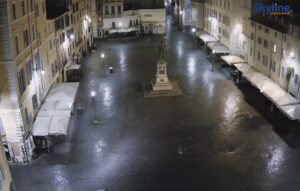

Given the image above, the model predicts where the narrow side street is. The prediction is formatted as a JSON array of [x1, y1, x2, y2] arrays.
[[10, 17, 300, 191]]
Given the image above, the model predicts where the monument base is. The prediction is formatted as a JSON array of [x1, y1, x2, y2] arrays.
[[144, 81, 183, 98], [151, 79, 173, 91]]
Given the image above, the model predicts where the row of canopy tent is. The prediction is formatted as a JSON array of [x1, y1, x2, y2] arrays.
[[221, 55, 300, 121], [32, 83, 79, 137], [196, 32, 229, 54], [108, 27, 139, 34], [207, 42, 230, 54]]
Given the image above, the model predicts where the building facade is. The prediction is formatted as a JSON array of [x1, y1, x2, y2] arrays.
[[0, 139, 14, 191], [0, 0, 92, 163], [174, 0, 300, 110], [190, 0, 204, 31], [92, 0, 166, 38]]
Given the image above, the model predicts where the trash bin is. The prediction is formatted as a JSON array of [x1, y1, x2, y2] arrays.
[[109, 67, 114, 73]]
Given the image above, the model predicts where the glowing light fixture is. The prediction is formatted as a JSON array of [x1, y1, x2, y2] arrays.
[[290, 52, 295, 58], [234, 23, 242, 34], [90, 91, 96, 97]]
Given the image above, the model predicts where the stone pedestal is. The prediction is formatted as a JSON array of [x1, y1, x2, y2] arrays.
[[152, 59, 173, 91]]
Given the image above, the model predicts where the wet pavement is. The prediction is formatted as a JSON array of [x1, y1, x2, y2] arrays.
[[10, 17, 300, 191]]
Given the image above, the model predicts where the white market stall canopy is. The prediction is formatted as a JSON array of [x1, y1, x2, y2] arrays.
[[243, 72, 270, 89], [233, 63, 300, 118], [221, 55, 247, 66], [33, 110, 71, 136], [278, 104, 300, 120], [109, 27, 139, 34], [199, 34, 218, 43], [211, 45, 230, 54], [41, 83, 79, 111], [32, 83, 79, 136], [207, 42, 223, 49], [254, 79, 278, 92], [262, 88, 299, 106], [234, 63, 255, 74]]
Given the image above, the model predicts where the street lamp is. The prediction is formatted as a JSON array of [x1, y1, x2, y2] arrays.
[[191, 28, 196, 33], [101, 53, 105, 76], [90, 91, 98, 124]]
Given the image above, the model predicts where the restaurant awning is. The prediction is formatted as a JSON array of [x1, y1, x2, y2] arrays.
[[221, 55, 247, 66], [199, 34, 218, 43], [32, 83, 79, 136]]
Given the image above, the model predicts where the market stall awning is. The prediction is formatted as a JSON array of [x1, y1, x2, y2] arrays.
[[207, 42, 223, 49], [278, 104, 300, 120], [212, 45, 230, 54], [41, 83, 79, 111], [32, 83, 79, 136], [32, 110, 71, 136], [221, 55, 247, 66], [199, 34, 218, 43], [254, 79, 278, 92], [262, 88, 299, 106], [233, 63, 255, 74], [243, 72, 270, 89], [233, 63, 300, 119]]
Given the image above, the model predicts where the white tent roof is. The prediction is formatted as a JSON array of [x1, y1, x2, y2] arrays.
[[32, 116, 52, 136], [262, 88, 299, 106], [41, 83, 79, 111], [199, 34, 218, 43], [278, 105, 300, 120], [233, 63, 300, 118], [255, 80, 278, 92], [234, 63, 255, 74], [212, 45, 230, 54], [243, 72, 270, 88], [221, 55, 247, 66], [207, 42, 223, 49], [33, 110, 71, 136], [32, 83, 79, 136]]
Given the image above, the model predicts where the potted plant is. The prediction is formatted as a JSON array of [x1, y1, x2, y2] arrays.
[[286, 66, 294, 90]]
